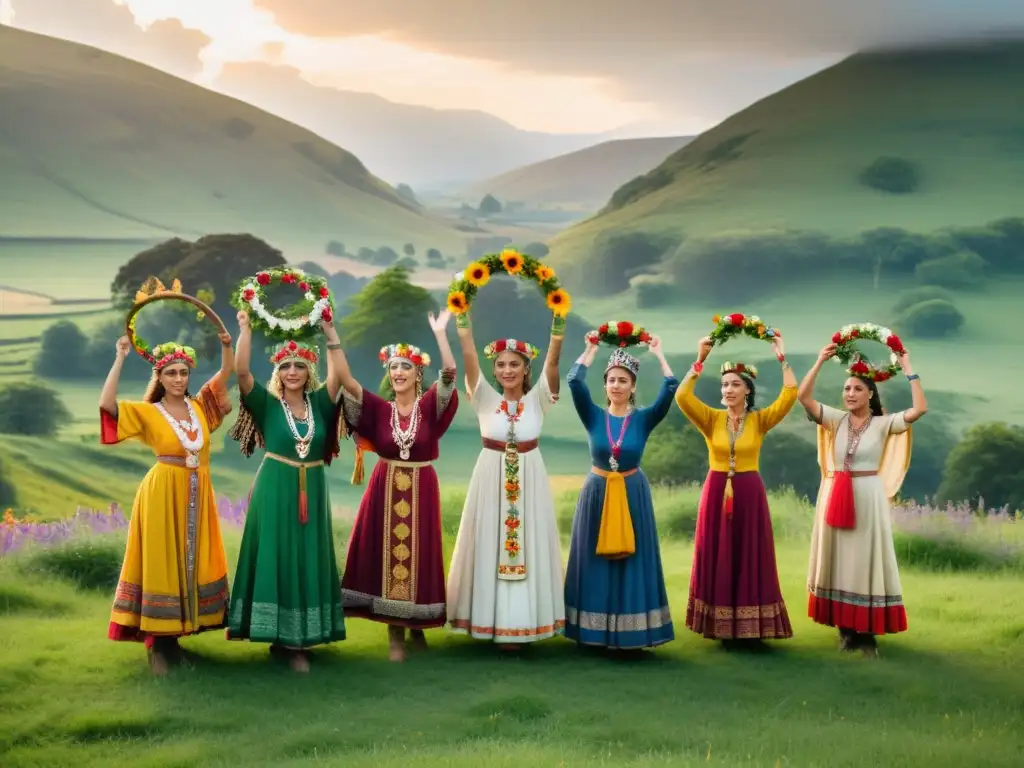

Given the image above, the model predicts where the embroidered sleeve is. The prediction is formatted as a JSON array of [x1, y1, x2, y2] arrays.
[[758, 384, 798, 432], [812, 403, 846, 431], [888, 411, 911, 435], [196, 375, 233, 433], [674, 375, 715, 438], [436, 366, 456, 417], [341, 387, 364, 429], [99, 401, 146, 445]]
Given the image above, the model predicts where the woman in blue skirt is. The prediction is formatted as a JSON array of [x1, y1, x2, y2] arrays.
[[564, 333, 678, 650]]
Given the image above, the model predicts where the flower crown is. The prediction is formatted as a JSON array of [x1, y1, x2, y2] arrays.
[[721, 361, 758, 379], [606, 348, 639, 377], [152, 342, 197, 370], [270, 340, 319, 365], [379, 343, 430, 368], [483, 338, 539, 360]]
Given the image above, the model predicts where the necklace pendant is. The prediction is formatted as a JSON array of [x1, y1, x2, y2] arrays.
[[400, 447, 411, 461], [185, 451, 200, 469], [296, 442, 311, 459], [609, 454, 620, 472]]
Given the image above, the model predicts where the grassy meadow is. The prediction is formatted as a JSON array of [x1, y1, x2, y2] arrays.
[[2, 486, 1023, 767]]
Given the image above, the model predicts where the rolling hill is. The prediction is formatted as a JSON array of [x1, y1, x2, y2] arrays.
[[0, 26, 463, 254], [547, 40, 1024, 271], [462, 136, 693, 209]]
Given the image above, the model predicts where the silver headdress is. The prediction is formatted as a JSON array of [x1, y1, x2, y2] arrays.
[[605, 348, 640, 377]]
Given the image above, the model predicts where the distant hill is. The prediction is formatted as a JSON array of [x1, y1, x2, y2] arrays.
[[0, 27, 463, 254], [212, 62, 611, 187], [462, 136, 693, 208], [548, 40, 1024, 275]]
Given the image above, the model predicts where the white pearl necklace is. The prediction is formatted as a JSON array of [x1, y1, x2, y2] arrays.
[[280, 394, 315, 459], [155, 399, 204, 468], [390, 397, 421, 461]]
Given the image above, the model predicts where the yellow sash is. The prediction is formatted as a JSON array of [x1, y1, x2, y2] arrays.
[[592, 466, 637, 559]]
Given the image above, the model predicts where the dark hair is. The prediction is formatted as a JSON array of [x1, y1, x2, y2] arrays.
[[740, 375, 757, 411], [492, 355, 532, 394], [604, 367, 637, 407], [863, 377, 884, 417]]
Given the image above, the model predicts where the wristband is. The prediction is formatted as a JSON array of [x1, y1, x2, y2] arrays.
[[780, 360, 791, 370], [455, 313, 470, 329], [691, 361, 704, 375], [326, 343, 341, 350], [906, 373, 919, 381], [551, 314, 566, 337]]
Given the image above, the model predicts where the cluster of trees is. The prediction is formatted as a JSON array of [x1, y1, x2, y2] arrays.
[[325, 240, 453, 270]]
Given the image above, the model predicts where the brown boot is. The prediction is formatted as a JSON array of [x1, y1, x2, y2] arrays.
[[388, 626, 406, 662]]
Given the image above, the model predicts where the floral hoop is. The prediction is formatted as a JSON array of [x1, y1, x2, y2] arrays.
[[831, 323, 905, 382], [125, 277, 227, 365], [446, 249, 571, 318], [587, 320, 652, 348], [483, 338, 539, 360], [231, 267, 334, 342], [709, 313, 779, 346]]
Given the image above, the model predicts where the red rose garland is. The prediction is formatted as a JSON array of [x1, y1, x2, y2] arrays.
[[587, 320, 652, 348], [831, 322, 905, 382]]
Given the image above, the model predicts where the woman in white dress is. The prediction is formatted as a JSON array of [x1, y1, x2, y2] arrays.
[[446, 310, 566, 650], [798, 341, 928, 656]]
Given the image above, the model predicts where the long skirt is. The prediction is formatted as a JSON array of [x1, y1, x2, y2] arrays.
[[227, 460, 345, 647], [686, 470, 792, 640], [341, 459, 447, 629], [806, 475, 908, 634], [564, 469, 673, 649], [109, 463, 229, 646]]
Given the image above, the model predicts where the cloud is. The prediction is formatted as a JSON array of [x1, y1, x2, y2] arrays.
[[11, 0, 210, 78], [254, 0, 1024, 112]]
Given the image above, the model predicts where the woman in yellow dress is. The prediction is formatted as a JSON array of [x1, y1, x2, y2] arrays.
[[99, 333, 234, 675], [675, 334, 798, 647]]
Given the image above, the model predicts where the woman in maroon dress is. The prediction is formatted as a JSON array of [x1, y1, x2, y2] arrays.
[[336, 310, 459, 662]]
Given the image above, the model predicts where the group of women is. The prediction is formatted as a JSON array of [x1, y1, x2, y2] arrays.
[[99, 305, 927, 675]]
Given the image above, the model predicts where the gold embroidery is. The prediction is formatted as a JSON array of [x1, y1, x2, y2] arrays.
[[394, 470, 413, 492], [392, 564, 410, 581], [393, 522, 410, 540], [393, 499, 411, 518], [392, 543, 410, 560]]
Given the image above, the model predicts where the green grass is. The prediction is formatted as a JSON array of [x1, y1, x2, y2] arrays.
[[0, 26, 463, 254], [548, 41, 1024, 266], [1, 487, 1022, 766]]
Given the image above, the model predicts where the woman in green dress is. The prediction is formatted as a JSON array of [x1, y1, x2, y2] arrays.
[[226, 310, 347, 672]]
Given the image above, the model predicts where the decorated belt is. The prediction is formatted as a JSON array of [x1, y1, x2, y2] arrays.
[[382, 458, 432, 468], [264, 452, 325, 525], [157, 454, 200, 470], [482, 438, 539, 453], [825, 470, 878, 478], [591, 466, 638, 478]]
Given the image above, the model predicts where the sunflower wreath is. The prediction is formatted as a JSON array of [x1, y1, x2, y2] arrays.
[[586, 320, 652, 348], [708, 312, 780, 346], [126, 277, 227, 364], [446, 248, 571, 318], [231, 266, 335, 342], [831, 322, 906, 382]]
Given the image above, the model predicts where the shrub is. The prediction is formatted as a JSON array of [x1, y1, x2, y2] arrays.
[[579, 231, 680, 296], [892, 500, 1023, 572], [522, 242, 549, 258], [325, 240, 346, 257], [0, 455, 16, 507], [34, 320, 88, 378], [937, 422, 1024, 512], [859, 156, 921, 194], [20, 537, 125, 591], [605, 166, 674, 212], [0, 382, 72, 436], [642, 426, 709, 486], [896, 298, 965, 338], [891, 285, 954, 314], [914, 250, 986, 288], [396, 256, 418, 269]]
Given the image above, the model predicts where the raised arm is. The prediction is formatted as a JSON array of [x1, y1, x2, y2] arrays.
[[321, 319, 362, 402], [455, 311, 482, 396], [643, 335, 679, 426], [428, 310, 458, 418], [234, 310, 256, 396], [798, 343, 836, 423], [674, 336, 716, 436], [897, 350, 928, 424], [757, 335, 799, 431], [542, 313, 566, 397], [99, 336, 131, 416], [209, 328, 235, 391], [567, 335, 600, 429]]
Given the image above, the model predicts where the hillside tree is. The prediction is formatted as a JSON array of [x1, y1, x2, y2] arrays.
[[478, 194, 502, 215], [0, 382, 72, 436], [34, 320, 88, 378], [937, 422, 1024, 511]]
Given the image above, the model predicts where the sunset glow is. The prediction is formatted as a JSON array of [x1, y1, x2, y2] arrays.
[[116, 0, 655, 133]]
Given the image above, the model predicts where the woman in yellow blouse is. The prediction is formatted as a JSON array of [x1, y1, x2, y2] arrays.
[[99, 334, 234, 675], [675, 334, 798, 647]]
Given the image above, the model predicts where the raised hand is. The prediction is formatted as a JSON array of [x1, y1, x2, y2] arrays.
[[585, 331, 599, 348], [818, 342, 837, 361], [115, 335, 131, 359], [771, 333, 786, 360], [428, 309, 451, 333], [697, 336, 713, 362], [217, 330, 232, 346], [648, 334, 664, 357], [237, 310, 250, 328]]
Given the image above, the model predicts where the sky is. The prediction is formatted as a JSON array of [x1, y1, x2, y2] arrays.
[[6, 0, 1024, 135]]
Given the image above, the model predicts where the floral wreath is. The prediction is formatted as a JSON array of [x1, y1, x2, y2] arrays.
[[270, 340, 319, 366], [446, 249, 571, 318], [587, 320, 652, 348], [483, 338, 539, 360], [831, 323, 905, 382], [126, 277, 227, 366], [709, 313, 779, 346], [379, 343, 431, 368], [231, 267, 334, 342]]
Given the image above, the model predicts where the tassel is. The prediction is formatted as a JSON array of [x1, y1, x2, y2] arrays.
[[351, 444, 365, 486], [723, 475, 734, 517], [825, 471, 856, 529], [298, 466, 308, 524]]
